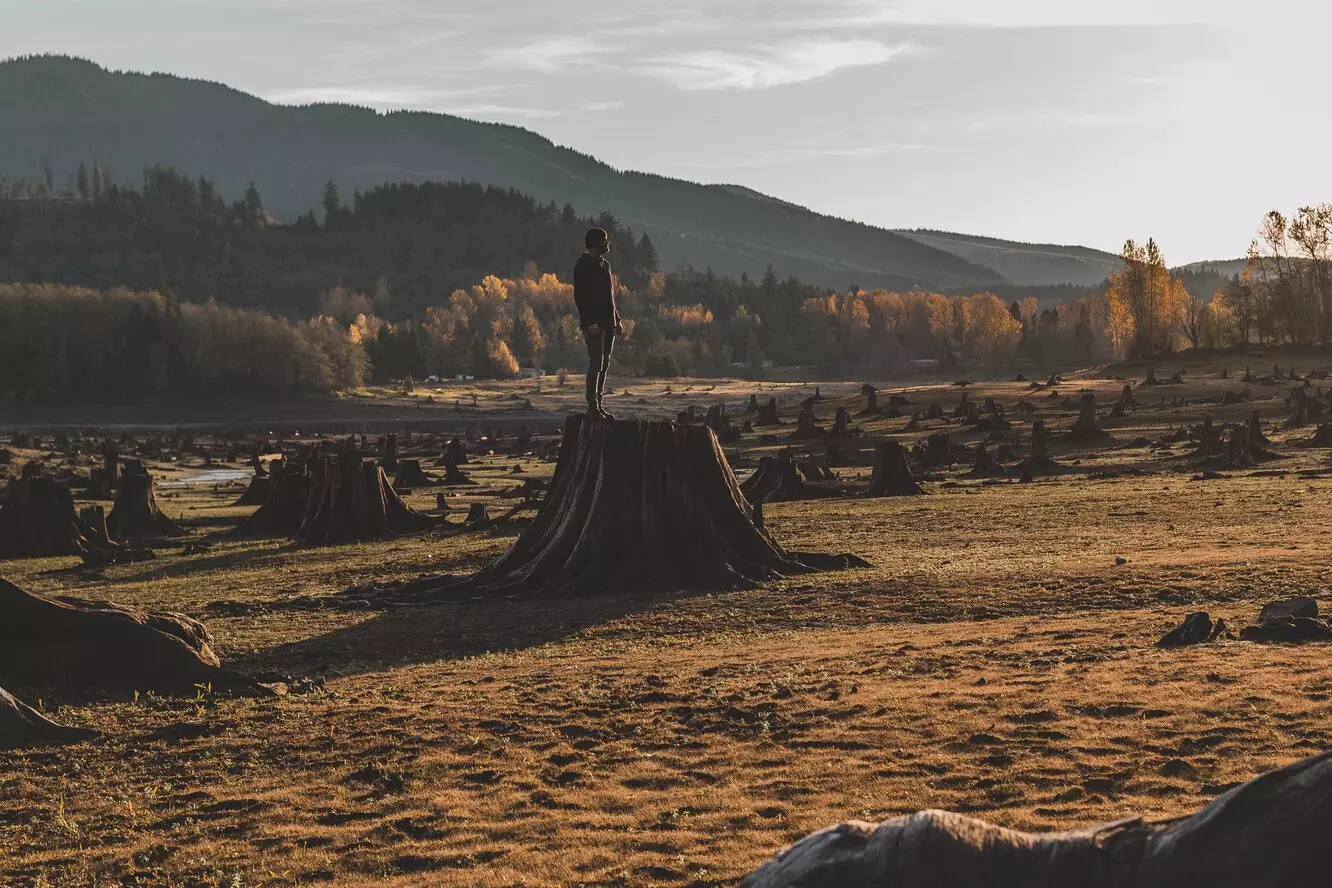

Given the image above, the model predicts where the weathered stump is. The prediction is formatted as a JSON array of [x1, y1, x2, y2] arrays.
[[918, 432, 959, 468], [1288, 388, 1326, 427], [232, 460, 315, 537], [859, 390, 879, 416], [965, 441, 1006, 478], [441, 456, 476, 485], [378, 433, 400, 472], [904, 412, 922, 432], [1143, 367, 1161, 385], [741, 748, 1332, 888], [1068, 393, 1110, 441], [741, 455, 807, 504], [392, 459, 441, 491], [792, 404, 825, 439], [867, 442, 922, 496], [348, 418, 868, 602], [446, 437, 469, 465], [1192, 415, 1224, 459], [232, 473, 272, 506], [296, 453, 436, 545], [830, 408, 852, 438], [756, 397, 782, 426], [0, 475, 122, 560], [107, 465, 188, 540], [925, 403, 944, 421], [1310, 424, 1332, 447], [1014, 420, 1060, 476], [951, 392, 970, 419]]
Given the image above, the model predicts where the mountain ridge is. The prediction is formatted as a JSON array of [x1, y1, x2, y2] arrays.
[[0, 55, 1005, 292]]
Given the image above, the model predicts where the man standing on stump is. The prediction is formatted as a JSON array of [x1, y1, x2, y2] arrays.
[[574, 227, 621, 419]]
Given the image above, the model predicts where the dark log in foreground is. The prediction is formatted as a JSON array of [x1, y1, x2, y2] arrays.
[[232, 460, 315, 537], [0, 475, 125, 560], [0, 577, 266, 698], [1, 685, 99, 750], [867, 442, 922, 496], [741, 748, 1332, 888], [296, 453, 437, 545], [348, 417, 868, 602], [741, 455, 807, 504], [106, 465, 188, 540]]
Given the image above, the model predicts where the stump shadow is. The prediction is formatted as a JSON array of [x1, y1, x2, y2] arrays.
[[237, 591, 668, 677]]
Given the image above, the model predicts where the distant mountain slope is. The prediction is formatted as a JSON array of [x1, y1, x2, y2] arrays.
[[1177, 258, 1246, 278], [0, 55, 1002, 292], [897, 229, 1121, 287]]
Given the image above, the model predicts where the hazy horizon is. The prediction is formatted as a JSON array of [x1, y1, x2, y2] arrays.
[[3, 0, 1328, 264]]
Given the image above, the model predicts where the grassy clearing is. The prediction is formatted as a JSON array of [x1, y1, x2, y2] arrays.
[[2, 350, 1332, 886]]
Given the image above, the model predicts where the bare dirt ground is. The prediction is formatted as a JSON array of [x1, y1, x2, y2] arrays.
[[2, 349, 1331, 887]]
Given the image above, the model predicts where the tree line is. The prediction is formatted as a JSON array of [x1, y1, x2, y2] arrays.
[[1, 166, 1327, 399]]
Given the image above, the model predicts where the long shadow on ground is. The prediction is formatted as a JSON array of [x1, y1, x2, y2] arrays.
[[236, 590, 670, 678]]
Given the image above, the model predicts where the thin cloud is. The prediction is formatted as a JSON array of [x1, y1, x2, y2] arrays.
[[483, 37, 612, 73], [636, 39, 916, 91]]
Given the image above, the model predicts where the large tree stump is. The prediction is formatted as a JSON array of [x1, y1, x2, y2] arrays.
[[87, 439, 120, 499], [232, 459, 315, 537], [792, 404, 825, 439], [965, 441, 1007, 477], [925, 403, 944, 421], [917, 432, 959, 468], [296, 453, 436, 545], [378, 433, 399, 472], [0, 577, 265, 698], [867, 442, 922, 496], [830, 408, 852, 438], [756, 397, 782, 426], [1191, 414, 1224, 459], [741, 748, 1332, 888], [1068, 393, 1111, 441], [445, 437, 469, 466], [106, 464, 188, 540], [0, 475, 123, 560], [1310, 424, 1332, 447], [1014, 420, 1060, 476], [231, 473, 272, 506], [741, 455, 807, 504], [858, 390, 879, 416], [392, 459, 441, 491], [350, 417, 868, 602], [1288, 388, 1326, 427]]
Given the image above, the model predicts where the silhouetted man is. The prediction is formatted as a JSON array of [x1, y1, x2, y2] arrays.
[[574, 227, 621, 419]]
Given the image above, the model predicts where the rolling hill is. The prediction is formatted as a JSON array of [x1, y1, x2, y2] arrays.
[[0, 55, 1008, 292], [896, 230, 1122, 287]]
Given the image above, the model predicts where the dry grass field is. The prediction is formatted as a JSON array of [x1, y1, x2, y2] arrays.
[[3, 349, 1332, 887]]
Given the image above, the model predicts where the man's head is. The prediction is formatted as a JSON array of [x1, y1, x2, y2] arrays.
[[585, 227, 610, 256]]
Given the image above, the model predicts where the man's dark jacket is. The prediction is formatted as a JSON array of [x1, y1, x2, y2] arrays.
[[574, 252, 618, 331]]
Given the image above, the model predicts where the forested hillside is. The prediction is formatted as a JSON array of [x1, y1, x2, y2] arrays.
[[0, 55, 1001, 292]]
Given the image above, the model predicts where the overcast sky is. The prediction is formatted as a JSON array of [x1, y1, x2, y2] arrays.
[[4, 0, 1327, 261]]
